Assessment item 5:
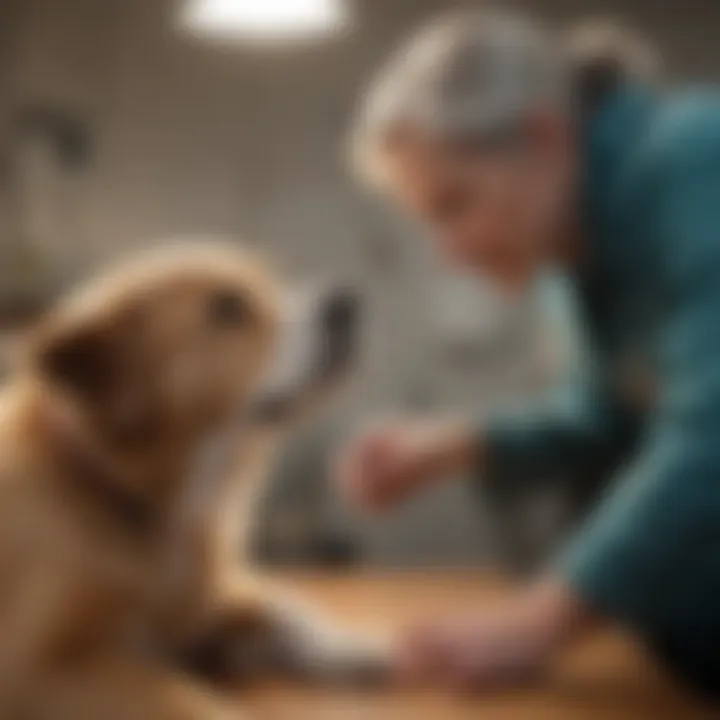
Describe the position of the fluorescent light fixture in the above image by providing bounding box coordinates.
[181,0,349,42]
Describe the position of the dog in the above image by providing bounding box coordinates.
[0,242,388,719]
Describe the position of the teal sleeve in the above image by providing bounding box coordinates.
[482,276,634,486]
[484,380,633,487]
[561,108,720,629]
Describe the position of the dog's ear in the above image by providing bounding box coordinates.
[31,311,159,444]
[37,321,121,400]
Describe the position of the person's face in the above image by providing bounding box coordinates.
[382,118,575,292]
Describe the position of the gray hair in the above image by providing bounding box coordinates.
[352,9,657,183]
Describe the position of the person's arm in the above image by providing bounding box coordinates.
[335,279,636,514]
[480,276,636,488]
[560,105,720,636]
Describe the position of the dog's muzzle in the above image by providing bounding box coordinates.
[317,287,359,378]
[249,285,361,424]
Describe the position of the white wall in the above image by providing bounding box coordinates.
[2,0,718,565]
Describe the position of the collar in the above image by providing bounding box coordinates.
[36,397,156,536]
[57,436,155,536]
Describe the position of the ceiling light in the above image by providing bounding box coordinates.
[181,0,349,42]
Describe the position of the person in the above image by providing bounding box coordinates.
[336,9,720,698]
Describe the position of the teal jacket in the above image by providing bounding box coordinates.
[484,83,720,695]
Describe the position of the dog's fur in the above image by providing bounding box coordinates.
[0,243,386,719]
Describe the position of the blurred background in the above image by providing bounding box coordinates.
[0,0,717,573]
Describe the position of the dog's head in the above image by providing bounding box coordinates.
[26,243,359,495]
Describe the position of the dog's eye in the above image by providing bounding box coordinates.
[208,291,248,326]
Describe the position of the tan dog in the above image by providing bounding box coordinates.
[0,243,387,719]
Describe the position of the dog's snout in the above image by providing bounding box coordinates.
[319,287,360,375]
[322,288,360,334]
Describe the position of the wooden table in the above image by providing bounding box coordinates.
[243,573,715,720]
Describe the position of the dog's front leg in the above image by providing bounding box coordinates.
[154,426,390,685]
[152,428,277,651]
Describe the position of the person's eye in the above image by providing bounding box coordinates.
[208,291,249,326]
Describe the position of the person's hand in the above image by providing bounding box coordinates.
[334,417,477,514]
[396,580,593,688]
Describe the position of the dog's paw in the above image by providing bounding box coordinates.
[270,599,392,686]
[298,631,392,686]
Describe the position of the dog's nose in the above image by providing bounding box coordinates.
[320,287,360,374]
